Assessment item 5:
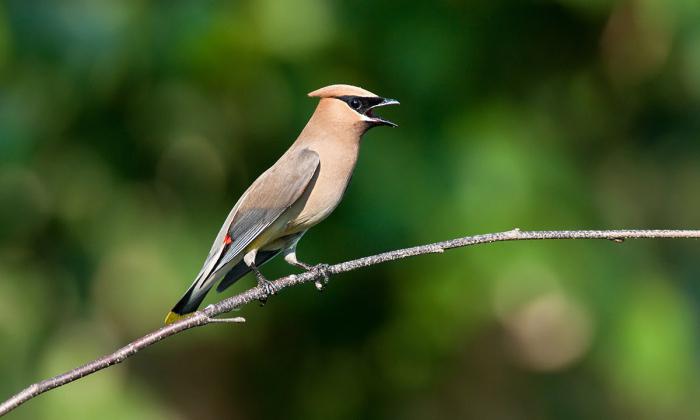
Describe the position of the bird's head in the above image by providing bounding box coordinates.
[308,84,399,130]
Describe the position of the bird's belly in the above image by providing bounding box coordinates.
[285,178,347,233]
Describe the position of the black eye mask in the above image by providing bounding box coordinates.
[335,96,386,115]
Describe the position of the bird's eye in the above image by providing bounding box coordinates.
[350,98,362,110]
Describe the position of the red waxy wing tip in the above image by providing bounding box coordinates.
[224,234,232,245]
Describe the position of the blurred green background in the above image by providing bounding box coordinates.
[1,0,700,419]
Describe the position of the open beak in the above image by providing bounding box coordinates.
[365,98,399,127]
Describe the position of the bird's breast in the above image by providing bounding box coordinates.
[285,141,359,232]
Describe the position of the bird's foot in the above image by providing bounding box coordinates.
[288,257,331,291]
[308,263,330,291]
[254,271,278,305]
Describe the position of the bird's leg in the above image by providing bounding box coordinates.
[283,248,330,291]
[252,265,278,305]
[244,250,278,304]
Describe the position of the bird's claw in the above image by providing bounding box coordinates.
[310,263,330,291]
[256,277,278,305]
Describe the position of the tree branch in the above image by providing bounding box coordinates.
[2,229,699,416]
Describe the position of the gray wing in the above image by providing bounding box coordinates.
[191,148,320,290]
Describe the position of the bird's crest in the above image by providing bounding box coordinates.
[308,84,378,98]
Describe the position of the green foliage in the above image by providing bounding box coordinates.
[1,0,699,418]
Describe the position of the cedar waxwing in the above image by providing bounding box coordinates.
[165,84,399,324]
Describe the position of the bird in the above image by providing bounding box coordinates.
[164,84,399,324]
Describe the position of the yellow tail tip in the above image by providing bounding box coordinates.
[164,311,188,325]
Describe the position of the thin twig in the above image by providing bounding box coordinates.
[1,229,699,416]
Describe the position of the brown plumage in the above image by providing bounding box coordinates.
[165,84,398,323]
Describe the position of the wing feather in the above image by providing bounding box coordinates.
[192,148,320,290]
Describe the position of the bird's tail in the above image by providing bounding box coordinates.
[164,282,212,324]
[164,249,279,324]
